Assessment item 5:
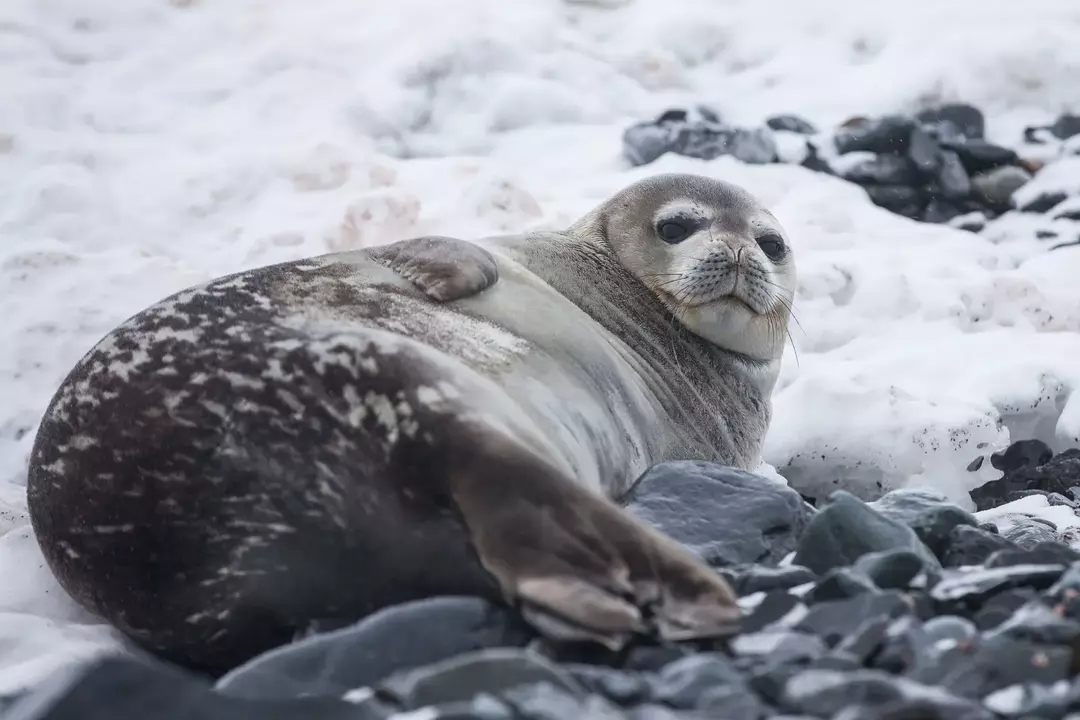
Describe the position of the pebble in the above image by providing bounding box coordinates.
[792,491,940,575]
[834,115,915,154]
[930,564,1067,604]
[1051,113,1080,140]
[216,597,532,700]
[916,102,986,140]
[804,567,879,604]
[795,591,912,647]
[766,114,818,135]
[839,154,914,185]
[624,461,813,568]
[941,138,1018,174]
[781,669,984,718]
[907,125,941,173]
[935,149,972,197]
[1018,191,1069,214]
[853,550,926,589]
[971,166,1033,210]
[971,447,1080,511]
[649,654,745,710]
[723,564,819,596]
[863,184,923,217]
[941,524,1018,568]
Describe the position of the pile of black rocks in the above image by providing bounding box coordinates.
[623,103,1080,239]
[4,446,1080,720]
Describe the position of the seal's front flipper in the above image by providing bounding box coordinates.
[368,235,499,303]
[447,435,741,651]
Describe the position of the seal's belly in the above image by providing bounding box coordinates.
[257,252,660,495]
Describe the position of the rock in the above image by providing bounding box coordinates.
[988,599,1080,646]
[922,615,978,645]
[870,489,978,556]
[930,564,1067,604]
[948,211,988,233]
[502,684,621,720]
[800,142,835,174]
[731,630,828,665]
[999,517,1060,549]
[781,669,983,718]
[935,150,972,197]
[907,126,941,173]
[773,131,811,164]
[853,550,926,589]
[941,525,1018,568]
[863,184,923,217]
[624,461,814,568]
[970,448,1080,511]
[767,114,817,135]
[973,589,1039,631]
[992,439,1056,473]
[984,683,1067,718]
[916,103,986,140]
[726,127,779,164]
[1051,113,1080,140]
[723,564,819,596]
[792,491,940,575]
[378,649,582,711]
[971,166,1033,210]
[3,655,382,720]
[742,591,805,633]
[649,654,747,710]
[921,198,966,224]
[941,138,1019,174]
[929,635,1074,700]
[421,694,515,720]
[832,616,891,664]
[622,121,676,166]
[985,542,1080,568]
[834,115,916,155]
[795,591,912,646]
[216,597,532,700]
[839,154,915,185]
[563,666,649,707]
[804,567,879,604]
[1019,191,1069,214]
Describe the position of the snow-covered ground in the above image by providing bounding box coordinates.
[2,0,1080,695]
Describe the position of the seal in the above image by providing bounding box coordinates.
[27,173,797,675]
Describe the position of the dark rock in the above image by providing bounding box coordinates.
[723,565,819,596]
[378,649,582,711]
[854,550,926,590]
[835,115,916,155]
[986,542,1080,568]
[3,655,382,720]
[622,121,677,166]
[941,138,1019,174]
[795,591,912,647]
[922,615,978,645]
[832,616,891,664]
[917,103,986,140]
[973,588,1039,631]
[650,654,746,710]
[931,635,1074,700]
[935,150,972,197]
[1048,491,1075,507]
[742,591,805,633]
[767,114,817,135]
[930,564,1067,605]
[623,645,691,673]
[999,518,1061,549]
[864,184,923,217]
[1053,206,1080,221]
[726,128,779,164]
[781,669,983,718]
[949,211,988,233]
[967,456,985,472]
[970,166,1033,210]
[624,461,814,568]
[987,599,1080,646]
[656,110,688,125]
[804,567,879,604]
[563,666,649,707]
[1019,191,1069,214]
[922,199,966,224]
[216,597,532,700]
[941,524,1018,568]
[840,154,915,185]
[424,694,515,720]
[792,491,940,575]
[872,616,932,674]
[800,142,835,174]
[984,682,1066,719]
[907,126,941,173]
[971,448,1080,511]
[1051,113,1080,140]
[872,489,980,560]
[503,684,619,720]
[732,630,828,665]
[992,439,1055,473]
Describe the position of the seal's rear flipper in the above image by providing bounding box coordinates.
[368,235,499,302]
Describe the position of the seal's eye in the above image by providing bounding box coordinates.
[756,233,786,260]
[657,220,692,244]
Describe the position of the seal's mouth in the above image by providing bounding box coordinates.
[662,287,759,314]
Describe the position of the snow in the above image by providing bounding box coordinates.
[2,0,1080,695]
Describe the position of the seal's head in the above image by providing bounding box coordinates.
[573,173,796,369]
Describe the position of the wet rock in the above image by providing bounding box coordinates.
[984,682,1067,718]
[971,166,1033,210]
[863,184,923,217]
[624,461,814,568]
[835,115,916,155]
[1019,191,1069,214]
[971,448,1080,511]
[935,150,972,197]
[973,588,1040,631]
[931,635,1074,699]
[853,550,926,589]
[921,198,966,223]
[622,121,678,166]
[1051,113,1080,140]
[3,655,383,720]
[804,567,879,603]
[216,597,532,700]
[941,524,1018,568]
[800,142,835,174]
[649,654,747,710]
[742,591,805,633]
[503,684,620,720]
[793,491,940,575]
[930,564,1067,605]
[563,666,649,707]
[908,126,941,173]
[948,211,988,233]
[840,154,915,185]
[941,138,1019,174]
[795,591,912,647]
[767,114,817,135]
[917,103,986,140]
[781,669,983,718]
[999,517,1060,549]
[726,127,779,164]
[871,489,979,557]
[723,564,819,596]
[985,542,1080,568]
[731,630,828,665]
[922,615,978,645]
[987,599,1080,646]
[992,439,1056,473]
